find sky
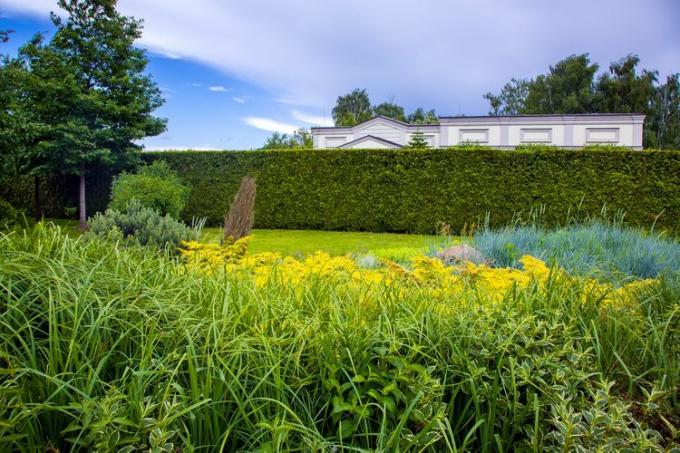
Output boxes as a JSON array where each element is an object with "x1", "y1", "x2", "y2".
[{"x1": 1, "y1": 0, "x2": 679, "y2": 150}]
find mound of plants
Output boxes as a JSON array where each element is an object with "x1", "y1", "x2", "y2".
[
  {"x1": 0, "y1": 225, "x2": 677, "y2": 450},
  {"x1": 87, "y1": 199, "x2": 202, "y2": 249},
  {"x1": 473, "y1": 219, "x2": 680, "y2": 279},
  {"x1": 110, "y1": 160, "x2": 190, "y2": 218}
]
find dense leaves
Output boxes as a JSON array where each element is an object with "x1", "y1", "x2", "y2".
[
  {"x1": 133, "y1": 148, "x2": 680, "y2": 234},
  {"x1": 110, "y1": 160, "x2": 189, "y2": 217}
]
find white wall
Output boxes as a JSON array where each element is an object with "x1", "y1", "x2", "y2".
[{"x1": 312, "y1": 114, "x2": 645, "y2": 149}]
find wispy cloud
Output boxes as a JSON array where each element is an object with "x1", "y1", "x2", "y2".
[
  {"x1": 191, "y1": 83, "x2": 202, "y2": 87},
  {"x1": 243, "y1": 117, "x2": 298, "y2": 134},
  {"x1": 208, "y1": 85, "x2": 228, "y2": 92},
  {"x1": 232, "y1": 96, "x2": 246, "y2": 104},
  {"x1": 5, "y1": 0, "x2": 679, "y2": 114},
  {"x1": 291, "y1": 110, "x2": 333, "y2": 127}
]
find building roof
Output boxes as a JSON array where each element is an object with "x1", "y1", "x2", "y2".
[
  {"x1": 337, "y1": 135, "x2": 403, "y2": 149},
  {"x1": 311, "y1": 115, "x2": 439, "y2": 133}
]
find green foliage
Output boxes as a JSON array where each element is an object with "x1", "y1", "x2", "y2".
[
  {"x1": 135, "y1": 148, "x2": 680, "y2": 235},
  {"x1": 260, "y1": 128, "x2": 312, "y2": 149},
  {"x1": 87, "y1": 199, "x2": 200, "y2": 249},
  {"x1": 13, "y1": 0, "x2": 166, "y2": 228},
  {"x1": 332, "y1": 88, "x2": 373, "y2": 126},
  {"x1": 373, "y1": 101, "x2": 406, "y2": 122},
  {"x1": 406, "y1": 107, "x2": 438, "y2": 124},
  {"x1": 0, "y1": 198, "x2": 18, "y2": 228},
  {"x1": 0, "y1": 226, "x2": 676, "y2": 450},
  {"x1": 407, "y1": 130, "x2": 429, "y2": 149},
  {"x1": 110, "y1": 161, "x2": 189, "y2": 217}
]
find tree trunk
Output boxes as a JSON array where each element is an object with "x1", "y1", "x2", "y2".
[
  {"x1": 34, "y1": 176, "x2": 44, "y2": 221},
  {"x1": 79, "y1": 165, "x2": 87, "y2": 231}
]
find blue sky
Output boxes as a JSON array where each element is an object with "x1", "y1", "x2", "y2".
[{"x1": 1, "y1": 0, "x2": 679, "y2": 150}]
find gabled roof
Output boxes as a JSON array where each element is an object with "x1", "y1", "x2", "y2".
[
  {"x1": 337, "y1": 135, "x2": 403, "y2": 149},
  {"x1": 311, "y1": 115, "x2": 439, "y2": 133}
]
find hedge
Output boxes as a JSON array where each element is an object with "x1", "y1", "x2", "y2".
[{"x1": 3, "y1": 148, "x2": 680, "y2": 234}]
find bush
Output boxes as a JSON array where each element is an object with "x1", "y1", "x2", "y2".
[
  {"x1": 110, "y1": 161, "x2": 189, "y2": 218},
  {"x1": 141, "y1": 148, "x2": 680, "y2": 234},
  {"x1": 473, "y1": 219, "x2": 680, "y2": 280},
  {"x1": 87, "y1": 200, "x2": 200, "y2": 249},
  {"x1": 0, "y1": 198, "x2": 18, "y2": 229}
]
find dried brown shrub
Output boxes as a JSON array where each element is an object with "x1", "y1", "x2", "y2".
[{"x1": 223, "y1": 176, "x2": 256, "y2": 244}]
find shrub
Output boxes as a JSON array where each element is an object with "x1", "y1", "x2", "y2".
[
  {"x1": 87, "y1": 199, "x2": 201, "y2": 249},
  {"x1": 110, "y1": 161, "x2": 189, "y2": 218},
  {"x1": 0, "y1": 198, "x2": 18, "y2": 229},
  {"x1": 223, "y1": 176, "x2": 256, "y2": 243},
  {"x1": 473, "y1": 219, "x2": 680, "y2": 279},
  {"x1": 142, "y1": 148, "x2": 680, "y2": 234}
]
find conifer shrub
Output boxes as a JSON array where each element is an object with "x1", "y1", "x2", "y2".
[
  {"x1": 87, "y1": 200, "x2": 200, "y2": 249},
  {"x1": 110, "y1": 161, "x2": 189, "y2": 218}
]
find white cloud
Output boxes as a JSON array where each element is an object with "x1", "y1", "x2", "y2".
[
  {"x1": 291, "y1": 110, "x2": 333, "y2": 127},
  {"x1": 208, "y1": 85, "x2": 228, "y2": 92},
  {"x1": 243, "y1": 117, "x2": 298, "y2": 134},
  {"x1": 191, "y1": 83, "x2": 202, "y2": 87},
  {"x1": 232, "y1": 96, "x2": 246, "y2": 104},
  {"x1": 2, "y1": 0, "x2": 678, "y2": 113}
]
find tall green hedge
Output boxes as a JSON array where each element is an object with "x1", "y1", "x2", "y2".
[
  {"x1": 3, "y1": 148, "x2": 680, "y2": 234},
  {"x1": 142, "y1": 148, "x2": 680, "y2": 234}
]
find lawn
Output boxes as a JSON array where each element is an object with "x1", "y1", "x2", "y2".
[{"x1": 49, "y1": 219, "x2": 440, "y2": 256}]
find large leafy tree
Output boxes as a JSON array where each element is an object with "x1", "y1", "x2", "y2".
[
  {"x1": 483, "y1": 78, "x2": 530, "y2": 115},
  {"x1": 406, "y1": 107, "x2": 438, "y2": 124},
  {"x1": 332, "y1": 89, "x2": 373, "y2": 126},
  {"x1": 0, "y1": 45, "x2": 50, "y2": 217},
  {"x1": 595, "y1": 55, "x2": 657, "y2": 114},
  {"x1": 524, "y1": 54, "x2": 599, "y2": 114},
  {"x1": 260, "y1": 129, "x2": 312, "y2": 149},
  {"x1": 373, "y1": 101, "x2": 406, "y2": 122},
  {"x1": 22, "y1": 0, "x2": 166, "y2": 229},
  {"x1": 647, "y1": 74, "x2": 680, "y2": 149}
]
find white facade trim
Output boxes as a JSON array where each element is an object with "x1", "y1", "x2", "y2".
[{"x1": 312, "y1": 114, "x2": 645, "y2": 150}]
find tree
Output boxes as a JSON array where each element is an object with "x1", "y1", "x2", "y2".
[
  {"x1": 485, "y1": 54, "x2": 599, "y2": 115},
  {"x1": 524, "y1": 54, "x2": 599, "y2": 114},
  {"x1": 407, "y1": 108, "x2": 438, "y2": 124},
  {"x1": 332, "y1": 88, "x2": 372, "y2": 126},
  {"x1": 484, "y1": 78, "x2": 529, "y2": 115},
  {"x1": 261, "y1": 128, "x2": 312, "y2": 149},
  {"x1": 20, "y1": 0, "x2": 166, "y2": 229},
  {"x1": 595, "y1": 55, "x2": 657, "y2": 114},
  {"x1": 647, "y1": 74, "x2": 680, "y2": 149},
  {"x1": 408, "y1": 129, "x2": 429, "y2": 149},
  {"x1": 0, "y1": 37, "x2": 51, "y2": 218},
  {"x1": 373, "y1": 101, "x2": 406, "y2": 122}
]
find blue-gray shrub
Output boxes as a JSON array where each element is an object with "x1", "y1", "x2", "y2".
[{"x1": 473, "y1": 221, "x2": 680, "y2": 280}]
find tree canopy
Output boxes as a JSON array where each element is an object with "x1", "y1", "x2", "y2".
[
  {"x1": 3, "y1": 0, "x2": 166, "y2": 228},
  {"x1": 332, "y1": 89, "x2": 438, "y2": 126},
  {"x1": 260, "y1": 129, "x2": 312, "y2": 149}
]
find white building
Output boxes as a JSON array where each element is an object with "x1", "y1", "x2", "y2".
[{"x1": 311, "y1": 113, "x2": 645, "y2": 150}]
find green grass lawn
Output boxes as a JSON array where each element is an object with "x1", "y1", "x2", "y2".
[{"x1": 48, "y1": 219, "x2": 440, "y2": 256}]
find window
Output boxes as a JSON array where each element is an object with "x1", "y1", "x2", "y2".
[
  {"x1": 459, "y1": 129, "x2": 489, "y2": 144},
  {"x1": 520, "y1": 128, "x2": 552, "y2": 143},
  {"x1": 586, "y1": 128, "x2": 619, "y2": 144}
]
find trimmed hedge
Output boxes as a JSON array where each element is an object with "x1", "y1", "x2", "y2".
[
  {"x1": 142, "y1": 148, "x2": 680, "y2": 234},
  {"x1": 3, "y1": 148, "x2": 680, "y2": 234}
]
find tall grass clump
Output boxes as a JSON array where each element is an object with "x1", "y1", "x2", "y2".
[
  {"x1": 473, "y1": 218, "x2": 680, "y2": 280},
  {"x1": 0, "y1": 224, "x2": 677, "y2": 450}
]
